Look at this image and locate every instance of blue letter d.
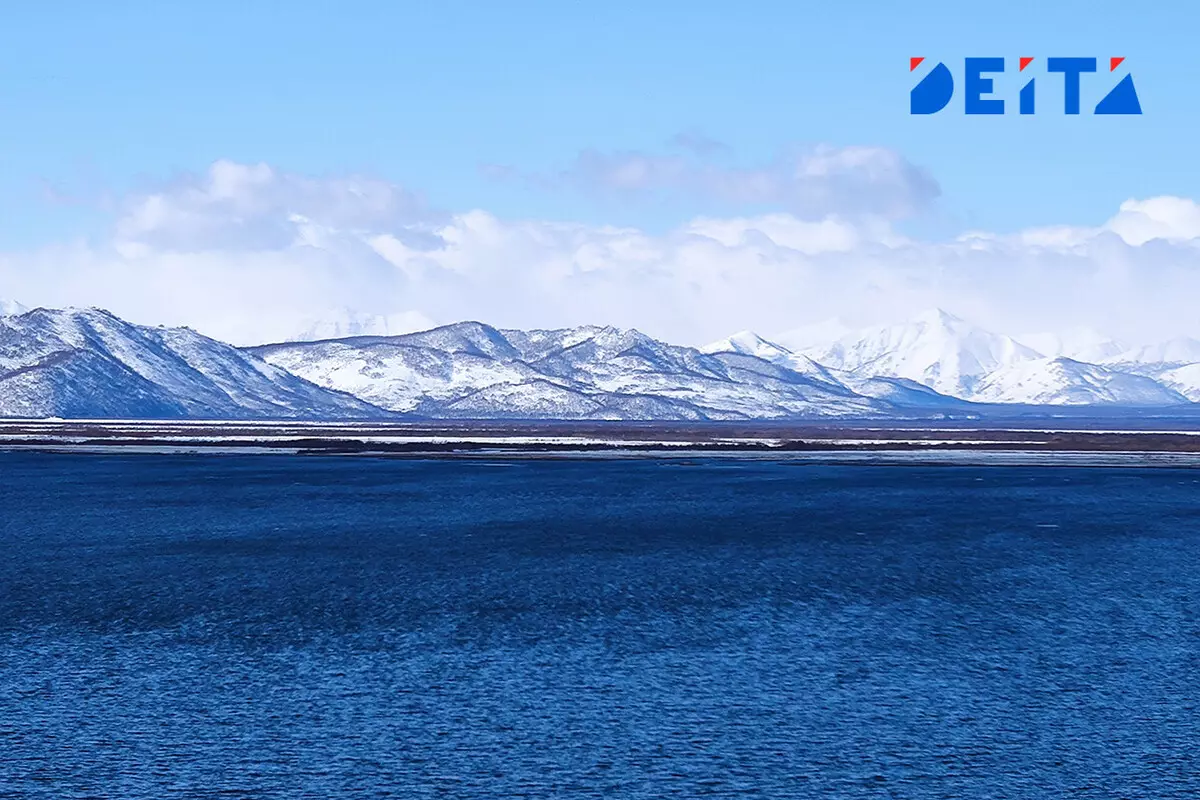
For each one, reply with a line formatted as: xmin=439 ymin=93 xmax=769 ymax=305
xmin=911 ymin=62 xmax=954 ymax=114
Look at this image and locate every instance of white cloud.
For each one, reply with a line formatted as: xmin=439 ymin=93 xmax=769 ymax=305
xmin=3 ymin=160 xmax=1200 ymax=348
xmin=1105 ymin=197 xmax=1200 ymax=246
xmin=492 ymin=143 xmax=941 ymax=220
xmin=114 ymin=159 xmax=439 ymax=254
xmin=965 ymin=196 xmax=1200 ymax=251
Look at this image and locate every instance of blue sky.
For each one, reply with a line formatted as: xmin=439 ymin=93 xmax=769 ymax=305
xmin=2 ymin=0 xmax=1195 ymax=244
xmin=3 ymin=1 xmax=1200 ymax=346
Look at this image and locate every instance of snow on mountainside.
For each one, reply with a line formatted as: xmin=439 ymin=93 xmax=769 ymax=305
xmin=709 ymin=310 xmax=1200 ymax=407
xmin=257 ymin=309 xmax=1200 ymax=418
xmin=701 ymin=329 xmax=964 ymax=408
xmin=1108 ymin=337 xmax=1200 ymax=367
xmin=702 ymin=331 xmax=796 ymax=363
xmin=800 ymin=309 xmax=1043 ymax=399
xmin=834 ymin=372 xmax=967 ymax=407
xmin=516 ymin=325 xmax=877 ymax=419
xmin=252 ymin=322 xmax=912 ymax=420
xmin=249 ymin=323 xmax=549 ymax=415
xmin=0 ymin=307 xmax=386 ymax=419
xmin=1156 ymin=363 xmax=1200 ymax=402
xmin=1 ymin=299 xmax=28 ymax=317
xmin=1020 ymin=329 xmax=1127 ymax=364
xmin=970 ymin=357 xmax=1189 ymax=406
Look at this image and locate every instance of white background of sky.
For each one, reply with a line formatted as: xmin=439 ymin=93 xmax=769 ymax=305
xmin=1 ymin=0 xmax=1199 ymax=345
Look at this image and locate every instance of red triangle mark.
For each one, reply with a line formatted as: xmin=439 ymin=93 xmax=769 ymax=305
xmin=1019 ymin=57 xmax=1033 ymax=71
xmin=910 ymin=56 xmax=924 ymax=71
xmin=1110 ymin=56 xmax=1125 ymax=71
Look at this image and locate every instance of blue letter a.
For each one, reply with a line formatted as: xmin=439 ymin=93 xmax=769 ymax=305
xmin=1095 ymin=74 xmax=1142 ymax=114
xmin=911 ymin=63 xmax=954 ymax=114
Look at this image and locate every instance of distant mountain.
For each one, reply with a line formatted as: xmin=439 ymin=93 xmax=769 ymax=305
xmin=702 ymin=330 xmax=796 ymax=363
xmin=286 ymin=308 xmax=436 ymax=343
xmin=251 ymin=321 xmax=936 ymax=420
xmin=771 ymin=319 xmax=852 ymax=354
xmin=708 ymin=311 xmax=1200 ymax=408
xmin=701 ymin=329 xmax=964 ymax=409
xmin=1020 ymin=328 xmax=1127 ymax=364
xmin=798 ymin=309 xmax=1043 ymax=399
xmin=1155 ymin=363 xmax=1200 ymax=402
xmin=0 ymin=307 xmax=386 ymax=419
xmin=508 ymin=325 xmax=883 ymax=419
xmin=0 ymin=299 xmax=28 ymax=317
xmin=969 ymin=357 xmax=1189 ymax=406
xmin=1108 ymin=337 xmax=1200 ymax=367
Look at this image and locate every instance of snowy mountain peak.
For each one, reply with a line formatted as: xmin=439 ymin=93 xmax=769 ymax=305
xmin=584 ymin=324 xmax=652 ymax=346
xmin=912 ymin=307 xmax=965 ymax=328
xmin=543 ymin=326 xmax=666 ymax=362
xmin=394 ymin=321 xmax=518 ymax=357
xmin=701 ymin=330 xmax=793 ymax=361
xmin=802 ymin=309 xmax=1043 ymax=399
xmin=1019 ymin=328 xmax=1126 ymax=363
xmin=1110 ymin=336 xmax=1200 ymax=367
xmin=0 ymin=299 xmax=28 ymax=317
xmin=286 ymin=309 xmax=436 ymax=344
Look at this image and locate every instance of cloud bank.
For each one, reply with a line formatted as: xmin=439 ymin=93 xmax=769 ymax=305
xmin=493 ymin=143 xmax=941 ymax=220
xmin=2 ymin=154 xmax=1200 ymax=347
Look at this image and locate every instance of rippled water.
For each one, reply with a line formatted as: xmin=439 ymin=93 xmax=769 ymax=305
xmin=2 ymin=452 xmax=1199 ymax=798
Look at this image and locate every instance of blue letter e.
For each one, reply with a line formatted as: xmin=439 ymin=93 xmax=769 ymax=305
xmin=965 ymin=57 xmax=1005 ymax=114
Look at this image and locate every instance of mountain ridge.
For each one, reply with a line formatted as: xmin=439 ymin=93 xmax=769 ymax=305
xmin=0 ymin=306 xmax=389 ymax=419
xmin=250 ymin=320 xmax=911 ymax=420
xmin=726 ymin=309 xmax=1200 ymax=408
xmin=4 ymin=304 xmax=1200 ymax=420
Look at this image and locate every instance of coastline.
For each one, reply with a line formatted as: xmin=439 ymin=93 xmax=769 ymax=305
xmin=6 ymin=419 xmax=1200 ymax=466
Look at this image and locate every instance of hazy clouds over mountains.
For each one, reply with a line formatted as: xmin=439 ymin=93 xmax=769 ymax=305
xmin=7 ymin=159 xmax=1200 ymax=349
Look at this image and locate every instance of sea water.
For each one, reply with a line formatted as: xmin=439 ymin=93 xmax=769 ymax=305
xmin=2 ymin=452 xmax=1199 ymax=798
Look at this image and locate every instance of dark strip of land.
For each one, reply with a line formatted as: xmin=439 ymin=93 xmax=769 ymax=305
xmin=4 ymin=419 xmax=1200 ymax=456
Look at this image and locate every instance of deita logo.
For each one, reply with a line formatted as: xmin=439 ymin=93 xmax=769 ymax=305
xmin=910 ymin=57 xmax=1142 ymax=115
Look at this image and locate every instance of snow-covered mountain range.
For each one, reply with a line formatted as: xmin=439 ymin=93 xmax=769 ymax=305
xmin=774 ymin=309 xmax=1200 ymax=407
xmin=251 ymin=323 xmax=928 ymax=420
xmin=4 ymin=301 xmax=1200 ymax=420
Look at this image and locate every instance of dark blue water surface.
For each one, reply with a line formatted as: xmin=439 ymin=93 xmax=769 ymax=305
xmin=2 ymin=452 xmax=1200 ymax=798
